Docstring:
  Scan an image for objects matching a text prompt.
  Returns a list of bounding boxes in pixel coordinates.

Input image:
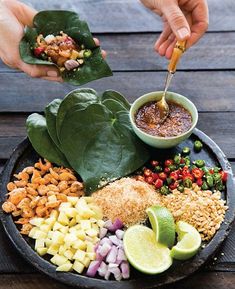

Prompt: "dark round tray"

[0,128,235,289]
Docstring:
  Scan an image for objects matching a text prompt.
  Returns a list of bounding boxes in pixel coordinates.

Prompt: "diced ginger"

[40,224,51,233]
[33,230,47,240]
[53,221,64,231]
[65,208,78,218]
[81,256,91,268]
[89,204,103,220]
[97,219,105,228]
[73,249,86,262]
[64,249,74,260]
[50,209,59,219]
[56,262,73,272]
[29,217,45,227]
[64,232,77,246]
[86,242,95,253]
[37,247,47,256]
[51,254,68,266]
[59,226,69,234]
[58,211,69,226]
[45,238,52,247]
[76,230,86,240]
[51,231,64,245]
[91,224,99,232]
[80,220,91,230]
[72,239,86,250]
[69,218,77,227]
[59,245,67,255]
[47,244,60,255]
[86,252,96,261]
[59,202,72,210]
[85,228,98,238]
[73,260,85,274]
[28,227,39,238]
[35,239,45,249]
[45,217,56,227]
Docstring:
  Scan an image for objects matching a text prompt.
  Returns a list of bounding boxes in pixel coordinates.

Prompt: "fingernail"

[47,70,58,77]
[177,27,190,40]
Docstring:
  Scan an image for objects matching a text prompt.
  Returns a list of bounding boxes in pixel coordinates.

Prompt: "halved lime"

[123,225,172,274]
[146,205,175,248]
[170,221,201,260]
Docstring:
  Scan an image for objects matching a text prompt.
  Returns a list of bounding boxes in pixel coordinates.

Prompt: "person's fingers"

[41,76,63,82]
[93,37,100,46]
[101,49,107,59]
[158,33,175,56]
[165,39,177,59]
[161,0,191,41]
[154,24,172,52]
[18,61,60,79]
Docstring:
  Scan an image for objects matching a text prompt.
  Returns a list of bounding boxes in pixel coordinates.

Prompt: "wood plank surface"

[20,0,235,32]
[0,271,235,289]
[0,71,235,113]
[1,32,235,72]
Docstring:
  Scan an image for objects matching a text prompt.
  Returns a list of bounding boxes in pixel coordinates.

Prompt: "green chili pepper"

[201,181,209,190]
[194,140,203,152]
[213,167,221,173]
[184,157,191,166]
[169,165,177,171]
[215,180,224,191]
[195,159,205,168]
[182,147,190,155]
[213,173,222,182]
[177,185,185,193]
[183,178,192,188]
[83,49,92,58]
[154,165,163,173]
[206,175,214,187]
[166,177,173,185]
[160,185,170,195]
[174,154,181,165]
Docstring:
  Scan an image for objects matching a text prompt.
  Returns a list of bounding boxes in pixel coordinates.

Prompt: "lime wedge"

[146,205,175,248]
[170,221,201,260]
[123,225,172,274]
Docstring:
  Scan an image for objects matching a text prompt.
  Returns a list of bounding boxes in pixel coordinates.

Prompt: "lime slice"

[146,205,175,248]
[123,225,172,274]
[170,221,202,260]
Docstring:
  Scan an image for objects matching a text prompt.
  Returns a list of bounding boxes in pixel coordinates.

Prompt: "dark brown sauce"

[135,101,192,137]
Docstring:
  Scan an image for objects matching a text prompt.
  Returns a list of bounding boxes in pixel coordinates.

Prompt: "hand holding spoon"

[157,41,186,122]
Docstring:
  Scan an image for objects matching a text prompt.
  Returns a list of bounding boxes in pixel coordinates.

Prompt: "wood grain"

[20,0,235,32]
[1,71,235,113]
[0,271,235,289]
[1,32,235,72]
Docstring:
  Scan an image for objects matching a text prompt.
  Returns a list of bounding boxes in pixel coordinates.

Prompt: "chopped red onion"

[99,242,112,257]
[100,237,113,246]
[108,266,122,281]
[117,248,127,261]
[109,235,121,246]
[96,251,104,262]
[120,261,130,279]
[106,245,118,263]
[104,220,112,229]
[97,261,108,277]
[108,263,119,268]
[108,218,123,232]
[86,260,101,277]
[116,229,125,240]
[99,227,108,239]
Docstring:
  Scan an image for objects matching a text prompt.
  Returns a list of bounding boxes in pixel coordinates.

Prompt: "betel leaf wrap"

[19,10,113,85]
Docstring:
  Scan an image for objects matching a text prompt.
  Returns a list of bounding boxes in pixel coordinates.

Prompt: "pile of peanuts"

[2,159,84,235]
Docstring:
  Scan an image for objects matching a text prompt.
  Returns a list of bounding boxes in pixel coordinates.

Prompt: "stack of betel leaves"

[26,89,150,193]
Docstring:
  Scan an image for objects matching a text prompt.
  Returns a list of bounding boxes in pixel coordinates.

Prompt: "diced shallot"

[106,218,123,232]
[104,270,111,280]
[99,227,108,239]
[108,266,122,281]
[97,261,108,277]
[106,245,118,263]
[98,242,112,257]
[109,235,121,246]
[116,229,125,240]
[100,237,113,246]
[86,260,101,277]
[104,220,112,229]
[120,261,130,279]
[117,248,127,261]
[64,59,80,71]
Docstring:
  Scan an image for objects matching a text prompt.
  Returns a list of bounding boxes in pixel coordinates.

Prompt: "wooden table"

[0,0,235,288]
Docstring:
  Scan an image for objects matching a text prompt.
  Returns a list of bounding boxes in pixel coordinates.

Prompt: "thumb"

[18,60,61,80]
[161,2,191,41]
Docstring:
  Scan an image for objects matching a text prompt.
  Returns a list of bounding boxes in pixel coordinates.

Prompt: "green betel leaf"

[101,90,131,110]
[59,103,150,193]
[56,88,99,140]
[26,113,69,167]
[19,10,113,85]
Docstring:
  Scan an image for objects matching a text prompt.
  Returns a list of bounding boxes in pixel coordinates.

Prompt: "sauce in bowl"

[135,101,192,137]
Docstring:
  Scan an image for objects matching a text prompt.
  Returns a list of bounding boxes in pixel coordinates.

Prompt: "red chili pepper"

[145,176,154,184]
[158,172,167,180]
[151,160,159,167]
[152,173,159,181]
[154,179,163,189]
[143,169,152,177]
[196,178,203,186]
[182,166,190,176]
[192,168,204,179]
[220,171,228,182]
[182,174,194,182]
[164,159,174,167]
[169,181,179,190]
[180,158,185,164]
[34,47,45,57]
[209,169,214,174]
[169,171,179,181]
[164,167,171,174]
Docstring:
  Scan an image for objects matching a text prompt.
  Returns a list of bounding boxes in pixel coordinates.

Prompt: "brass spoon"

[157,40,186,122]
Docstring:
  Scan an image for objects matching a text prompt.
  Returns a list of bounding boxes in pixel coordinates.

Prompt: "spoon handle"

[168,41,186,73]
